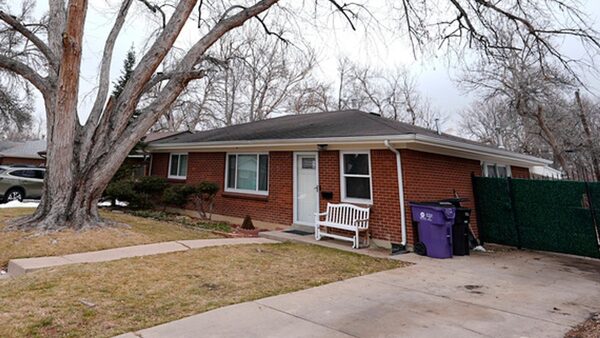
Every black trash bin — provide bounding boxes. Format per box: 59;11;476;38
452;208;471;256
438;198;471;256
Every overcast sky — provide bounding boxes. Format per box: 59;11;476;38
29;0;600;135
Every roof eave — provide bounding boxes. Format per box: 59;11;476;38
148;134;551;166
411;134;553;165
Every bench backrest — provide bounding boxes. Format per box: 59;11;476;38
325;203;370;229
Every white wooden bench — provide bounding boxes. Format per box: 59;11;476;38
314;203;370;249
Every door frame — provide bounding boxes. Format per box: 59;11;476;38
293;151;320;226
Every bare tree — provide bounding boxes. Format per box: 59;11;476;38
573;91;600;180
0;0;299;230
396;0;600;82
0;83;32;137
157;23;318;129
336;59;444;128
286;80;333;114
459;30;578;170
214;25;318;124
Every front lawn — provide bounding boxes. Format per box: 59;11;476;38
0;208;221;268
0;243;407;337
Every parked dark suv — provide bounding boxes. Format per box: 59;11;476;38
0;166;45;202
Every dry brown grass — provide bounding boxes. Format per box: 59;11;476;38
0;243;407;337
0;208;220;267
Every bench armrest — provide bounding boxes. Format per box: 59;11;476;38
352;218;370;225
315;212;328;216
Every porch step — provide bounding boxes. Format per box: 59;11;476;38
290;224;315;234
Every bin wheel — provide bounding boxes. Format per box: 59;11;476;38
414;242;427;256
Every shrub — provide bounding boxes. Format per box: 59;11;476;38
105;180;138;205
162;184;199;207
191;182;220;220
104;176;168;210
134;176;168;195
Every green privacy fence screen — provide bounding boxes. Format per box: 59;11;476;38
473;177;600;259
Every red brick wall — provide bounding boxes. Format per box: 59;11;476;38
511;166;530;179
401;149;482;244
317;150;341;208
150;153;169;178
151;151;293;225
317;150;403;243
0;157;45;166
369;150;403;243
151;149;494;245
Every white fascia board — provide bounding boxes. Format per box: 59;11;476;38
411;135;553;166
148;135;415;151
148;133;551;166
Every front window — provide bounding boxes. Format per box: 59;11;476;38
226;153;269;195
483;162;511;178
341;151;372;203
169;153;188;179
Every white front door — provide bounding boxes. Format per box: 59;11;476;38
295;153;319;225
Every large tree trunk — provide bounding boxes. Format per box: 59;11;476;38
532;105;569;171
3;0;279;231
15;178;104;231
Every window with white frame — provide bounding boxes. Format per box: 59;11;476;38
483;162;511;178
341;151;372;203
226;153;269;194
168;153;188;179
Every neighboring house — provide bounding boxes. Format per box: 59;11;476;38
146;110;552;248
0;132;188;172
0;140;47;167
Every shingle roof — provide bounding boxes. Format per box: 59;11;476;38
0;141;20;152
0;139;46;159
153;110;487;148
143;131;191;143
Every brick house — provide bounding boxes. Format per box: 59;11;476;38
147;110;551;249
0;140;46;167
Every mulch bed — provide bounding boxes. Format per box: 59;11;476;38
565;313;600;338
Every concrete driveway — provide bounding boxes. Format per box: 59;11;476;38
118;248;600;338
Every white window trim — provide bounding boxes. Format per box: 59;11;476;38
482;161;512;178
168;153;188;179
340;150;373;204
224;152;269;196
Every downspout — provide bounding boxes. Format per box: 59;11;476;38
384;140;407;250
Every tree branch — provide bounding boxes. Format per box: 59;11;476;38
0;10;59;72
125;0;280;143
107;0;198;138
86;0;133;128
142;69;206;92
0;54;50;93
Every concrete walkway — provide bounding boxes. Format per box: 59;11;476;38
115;249;600;338
7;237;278;276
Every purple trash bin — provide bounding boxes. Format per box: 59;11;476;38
410;203;455;259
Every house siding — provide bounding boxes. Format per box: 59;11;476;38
152;151;294;225
0;157;45;166
401;149;482;243
316;150;403;244
511;166;531;179
151;149;530;246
